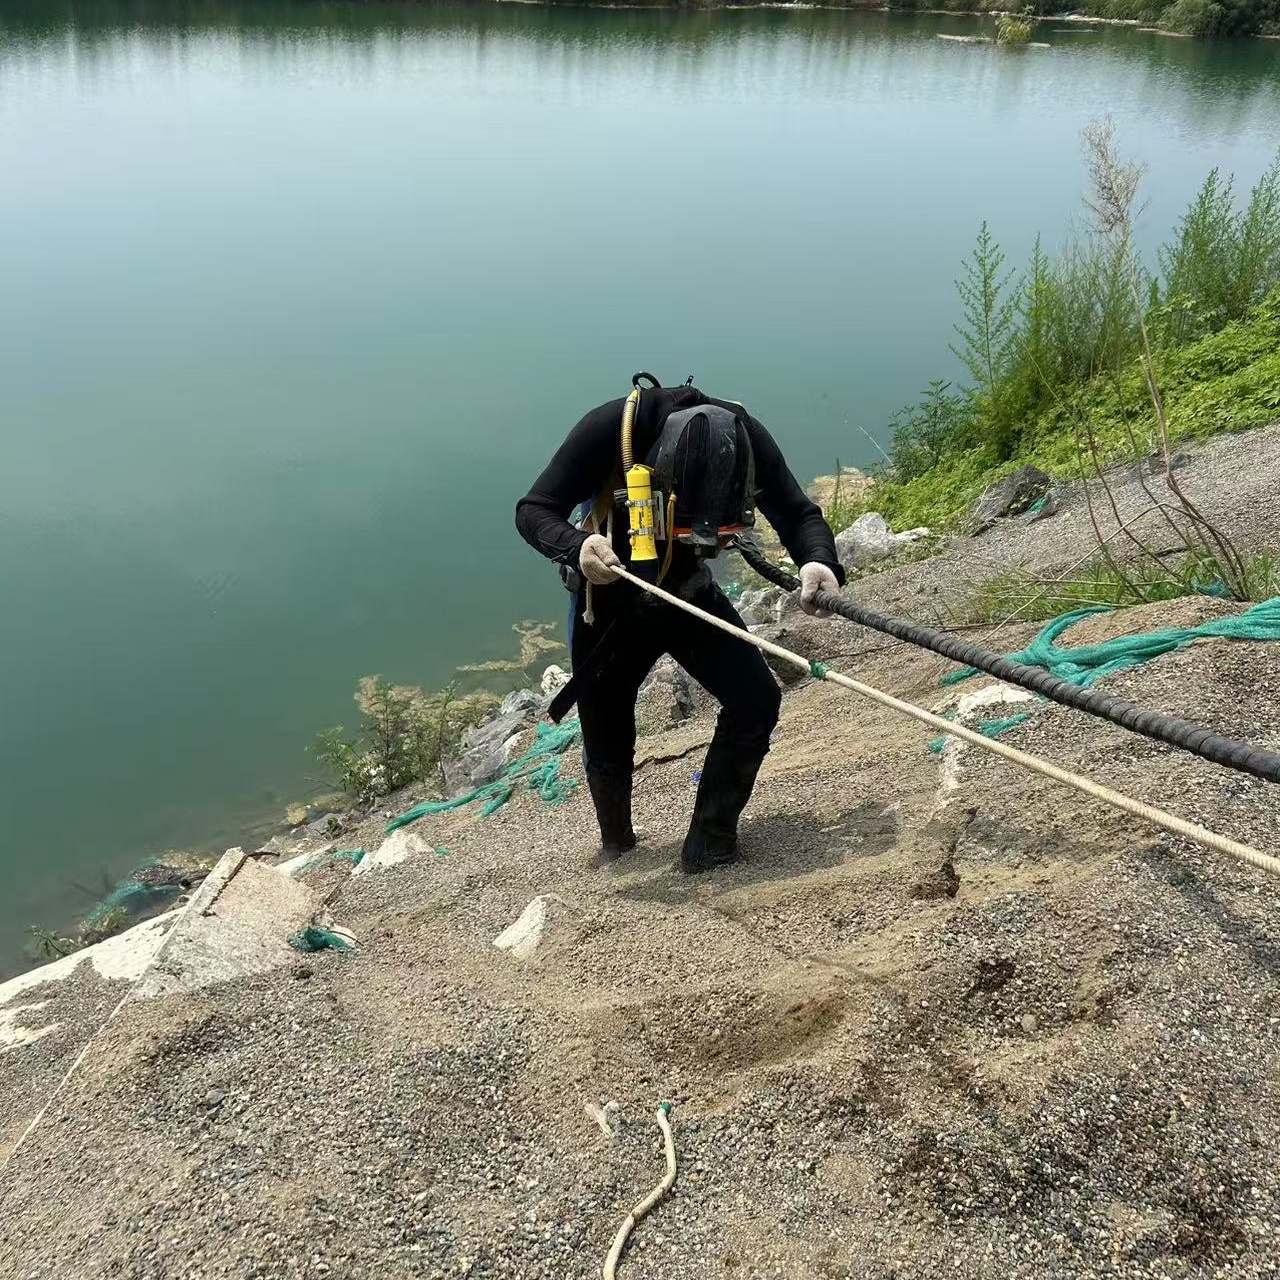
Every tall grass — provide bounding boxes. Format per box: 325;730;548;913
960;549;1280;625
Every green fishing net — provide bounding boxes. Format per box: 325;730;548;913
386;719;581;832
943;598;1280;689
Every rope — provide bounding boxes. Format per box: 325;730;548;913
734;539;1280;785
603;1103;678;1280
615;568;1280;879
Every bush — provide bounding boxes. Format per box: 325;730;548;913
995;12;1034;41
1156;157;1280;345
889;381;972;481
311;676;497;805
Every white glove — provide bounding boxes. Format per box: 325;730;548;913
579;534;623;586
799;562;839;617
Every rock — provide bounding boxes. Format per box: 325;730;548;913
834;512;930;572
808;466;872;513
1021;1012;1039;1034
131;863;201;890
969;464;1051;531
492;895;577;961
353;829;433;877
499;688;540;723
442;712;531;795
306;813;346;837
541;665;570;700
634;658;697;736
736;586;785;627
910;860;961;901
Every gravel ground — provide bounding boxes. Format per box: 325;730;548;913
2;429;1279;1280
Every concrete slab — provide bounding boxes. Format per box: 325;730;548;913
131;849;320;1002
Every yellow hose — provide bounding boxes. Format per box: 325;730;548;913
657;493;677;585
621;387;640;471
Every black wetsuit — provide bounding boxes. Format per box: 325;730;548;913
515;385;843;867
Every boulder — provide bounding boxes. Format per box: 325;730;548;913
736;586;785;628
969;464;1052;532
353;829;433;876
499;687;540;723
834;512;930;572
442;711;529;795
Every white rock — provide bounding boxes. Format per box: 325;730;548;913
834;512;931;571
493;895;575;961
353;829;433;877
541;665;570;699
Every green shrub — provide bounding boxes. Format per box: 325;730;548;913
311;676;498;805
1156;157;1280;345
888;381;972;482
995;12;1034;41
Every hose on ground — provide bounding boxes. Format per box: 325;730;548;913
733;538;1280;786
603;1102;678;1280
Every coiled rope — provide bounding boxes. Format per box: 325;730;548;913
615;568;1280;879
603;1102;678;1280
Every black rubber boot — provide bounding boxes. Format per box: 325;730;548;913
586;769;636;866
680;745;766;874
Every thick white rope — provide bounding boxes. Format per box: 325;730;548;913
603;1103;678;1280
616;569;1280;879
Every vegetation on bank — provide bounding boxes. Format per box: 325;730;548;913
311;676;499;806
854;146;1280;538
885;0;1280;38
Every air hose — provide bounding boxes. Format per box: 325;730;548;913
733;538;1280;786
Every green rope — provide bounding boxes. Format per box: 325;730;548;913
943;598;1280;689
809;660;829;679
386;719;581;832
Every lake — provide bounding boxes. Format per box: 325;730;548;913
1;0;1278;974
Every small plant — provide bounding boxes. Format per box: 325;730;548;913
959;549;1279;626
28;925;78;961
79;906;130;947
311;676;498;806
995;11;1034;42
825;459;862;534
951;221;1019;458
889;381;971;482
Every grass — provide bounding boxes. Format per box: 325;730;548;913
958;549;1280;625
860;292;1280;535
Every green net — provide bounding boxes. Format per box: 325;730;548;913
288;926;354;953
386;719;581;833
928;711;1035;755
297;848;366;875
942;597;1280;690
84;857;186;930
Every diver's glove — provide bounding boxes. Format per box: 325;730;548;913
798;562;839;617
579;534;624;586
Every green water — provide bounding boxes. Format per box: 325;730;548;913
1;0;1278;974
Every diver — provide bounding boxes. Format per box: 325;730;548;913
515;375;844;873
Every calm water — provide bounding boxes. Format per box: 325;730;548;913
1;0;1278;973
